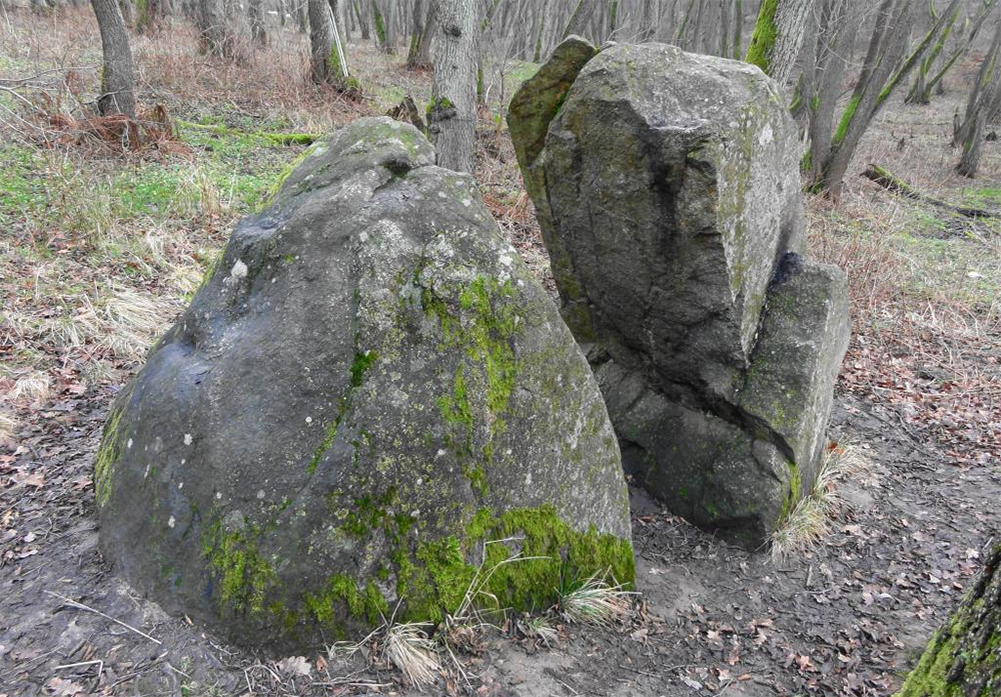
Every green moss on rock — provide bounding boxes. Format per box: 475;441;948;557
201;520;277;616
895;543;1001;696
95;406;126;508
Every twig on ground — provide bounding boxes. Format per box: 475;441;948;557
43;590;161;645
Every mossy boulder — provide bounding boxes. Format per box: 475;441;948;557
508;42;848;548
96;117;633;649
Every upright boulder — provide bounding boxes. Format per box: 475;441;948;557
95;117;633;649
509;41;850;548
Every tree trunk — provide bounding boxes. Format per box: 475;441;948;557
199;0;232;56
373;0;395;52
955;17;1001;147
923;1;1000;104
297;0;309;31
308;0;334;83
895;542;1001;696
732;0;742;57
638;0;656;42
118;0;134;27
812;0;961;195
407;0;435;68
745;0;815;87
92;0;137;118
955;19;1001;178
355;0;370;39
562;0;598;41
428;0;477;173
249;0;267;45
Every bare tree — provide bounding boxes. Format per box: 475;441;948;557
136;0;167;33
801;0;963;195
407;0;435;68
373;0;396;51
904;0;959;105
956;16;1001;178
562;0;599;41
92;0;136;118
428;0;477;172
308;0;350;86
249;0;267;45
198;0;234;56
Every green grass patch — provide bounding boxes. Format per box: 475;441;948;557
961;186;1001;209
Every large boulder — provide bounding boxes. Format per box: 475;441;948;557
509;41;850;548
95;117;633;649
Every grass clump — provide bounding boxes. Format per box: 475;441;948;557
770;443;871;564
557;571;636;627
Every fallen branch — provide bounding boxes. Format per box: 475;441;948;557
176;119;321;145
862;164;998;219
44;590;162;645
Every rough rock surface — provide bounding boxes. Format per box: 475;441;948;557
96;117;633;649
508;40;850;547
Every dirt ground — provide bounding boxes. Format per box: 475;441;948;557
1;384;999;696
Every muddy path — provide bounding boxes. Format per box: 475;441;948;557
1;388;998;696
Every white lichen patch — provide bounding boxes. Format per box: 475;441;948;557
229;259;248;281
758;123;774;146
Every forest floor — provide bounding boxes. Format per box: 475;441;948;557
2;9;1001;697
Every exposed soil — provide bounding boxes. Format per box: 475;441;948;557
2;382;999;696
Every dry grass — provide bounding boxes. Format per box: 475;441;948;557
383;622;442;689
770;444;873;564
558;572;636;628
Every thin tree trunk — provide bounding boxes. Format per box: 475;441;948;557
638;0;656;41
428;0;477;172
562;0;598;40
955;16;1001;147
718;0;731;57
297;0;309;31
92;0;137;118
199;0;232;56
118;0;134;26
814;0;962;195
407;0;435;68
955;19;1001;177
922;1;1000;103
354;0;370;38
249;0;267;45
732;0;742;57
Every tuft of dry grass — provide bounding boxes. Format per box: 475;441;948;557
770;443;873;564
518;615;558;647
558;571;636;628
8;369;51;406
383;622;442;689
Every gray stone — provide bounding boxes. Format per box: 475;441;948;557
96;117;633;649
738;253;851;497
508;41;849;547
